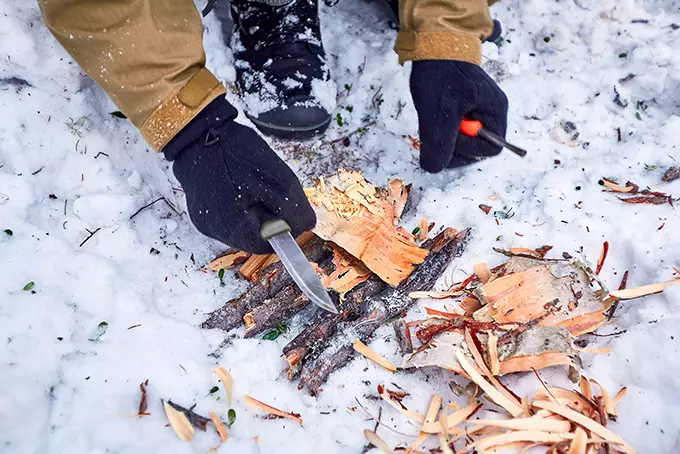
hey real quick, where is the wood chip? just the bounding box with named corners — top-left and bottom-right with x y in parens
top-left (487, 333), bottom-right (500, 376)
top-left (580, 376), bottom-right (593, 402)
top-left (364, 430), bottom-right (395, 454)
top-left (532, 401), bottom-right (637, 453)
top-left (417, 218), bottom-right (429, 241)
top-left (460, 431), bottom-right (573, 453)
top-left (213, 367), bottom-right (234, 406)
top-left (438, 410), bottom-right (454, 454)
top-left (208, 250), bottom-right (251, 272)
top-left (407, 394), bottom-right (442, 453)
top-left (613, 387), bottom-right (627, 407)
top-left (244, 396), bottom-right (303, 425)
top-left (479, 204), bottom-right (492, 215)
top-left (417, 403), bottom-right (482, 434)
top-left (602, 180), bottom-right (636, 193)
top-left (474, 262), bottom-right (492, 283)
top-left (456, 351), bottom-right (523, 417)
top-left (353, 338), bottom-right (397, 372)
top-left (464, 329), bottom-right (523, 414)
top-left (163, 400), bottom-right (195, 441)
top-left (595, 241), bottom-right (609, 275)
top-left (471, 418), bottom-right (571, 433)
top-left (568, 427), bottom-right (588, 454)
top-left (209, 412), bottom-right (229, 442)
top-left (589, 378), bottom-right (617, 418)
top-left (608, 278), bottom-right (680, 300)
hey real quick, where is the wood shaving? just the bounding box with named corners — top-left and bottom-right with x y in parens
top-left (474, 262), bottom-right (493, 283)
top-left (532, 401), bottom-right (636, 453)
top-left (353, 338), bottom-right (397, 372)
top-left (244, 396), bottom-right (303, 425)
top-left (608, 278), bottom-right (680, 300)
top-left (407, 394), bottom-right (441, 453)
top-left (209, 412), bottom-right (229, 442)
top-left (137, 379), bottom-right (150, 417)
top-left (213, 367), bottom-right (233, 406)
top-left (409, 290), bottom-right (465, 299)
top-left (595, 241), bottom-right (609, 275)
top-left (455, 351), bottom-right (523, 417)
top-left (163, 400), bottom-right (195, 441)
top-left (364, 429), bottom-right (395, 454)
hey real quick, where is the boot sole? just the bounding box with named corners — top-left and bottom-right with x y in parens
top-left (247, 114), bottom-right (332, 140)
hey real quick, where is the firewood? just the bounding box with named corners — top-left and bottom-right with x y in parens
top-left (297, 229), bottom-right (470, 394)
top-left (201, 236), bottom-right (330, 331)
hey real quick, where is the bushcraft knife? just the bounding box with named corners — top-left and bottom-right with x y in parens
top-left (260, 219), bottom-right (339, 314)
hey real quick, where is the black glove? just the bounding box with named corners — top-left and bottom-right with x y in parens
top-left (164, 97), bottom-right (316, 254)
top-left (410, 60), bottom-right (509, 172)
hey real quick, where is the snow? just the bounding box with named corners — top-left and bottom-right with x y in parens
top-left (1, 0), bottom-right (680, 453)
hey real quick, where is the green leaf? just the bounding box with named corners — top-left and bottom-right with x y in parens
top-left (4, 229), bottom-right (12, 236)
top-left (110, 111), bottom-right (127, 119)
top-left (619, 52), bottom-right (628, 58)
top-left (218, 268), bottom-right (225, 280)
top-left (228, 409), bottom-right (236, 427)
top-left (635, 112), bottom-right (642, 120)
top-left (496, 235), bottom-right (502, 241)
top-left (336, 113), bottom-right (344, 127)
top-left (411, 227), bottom-right (420, 235)
top-left (89, 321), bottom-right (109, 342)
top-left (276, 323), bottom-right (288, 334)
top-left (346, 105), bottom-right (353, 113)
top-left (23, 281), bottom-right (35, 291)
top-left (262, 329), bottom-right (281, 341)
top-left (344, 83), bottom-right (352, 93)
top-left (209, 386), bottom-right (219, 394)
top-left (645, 164), bottom-right (657, 171)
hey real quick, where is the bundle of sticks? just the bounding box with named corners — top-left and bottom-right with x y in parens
top-left (202, 170), bottom-right (469, 393)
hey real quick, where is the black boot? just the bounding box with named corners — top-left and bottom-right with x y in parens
top-left (230, 0), bottom-right (333, 139)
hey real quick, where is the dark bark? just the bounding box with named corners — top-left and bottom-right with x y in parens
top-left (243, 285), bottom-right (305, 337)
top-left (243, 254), bottom-right (338, 338)
top-left (392, 320), bottom-right (413, 355)
top-left (297, 228), bottom-right (470, 394)
top-left (201, 236), bottom-right (329, 331)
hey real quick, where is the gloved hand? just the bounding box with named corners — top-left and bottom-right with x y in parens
top-left (164, 97), bottom-right (316, 254)
top-left (410, 60), bottom-right (509, 172)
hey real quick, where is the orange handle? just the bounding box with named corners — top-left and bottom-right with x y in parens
top-left (459, 119), bottom-right (483, 137)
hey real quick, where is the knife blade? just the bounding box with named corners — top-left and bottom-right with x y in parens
top-left (260, 219), bottom-right (339, 314)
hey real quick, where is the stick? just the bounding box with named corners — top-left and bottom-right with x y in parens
top-left (202, 236), bottom-right (330, 331)
top-left (79, 227), bottom-right (101, 247)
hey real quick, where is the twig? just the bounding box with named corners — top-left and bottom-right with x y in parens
top-left (79, 227), bottom-right (101, 247)
top-left (606, 270), bottom-right (629, 321)
top-left (325, 121), bottom-right (376, 146)
top-left (63, 199), bottom-right (67, 215)
top-left (374, 406), bottom-right (382, 432)
top-left (31, 166), bottom-right (44, 175)
top-left (129, 196), bottom-right (180, 220)
top-left (130, 197), bottom-right (164, 219)
top-left (587, 330), bottom-right (627, 337)
top-left (353, 397), bottom-right (415, 437)
top-left (94, 152), bottom-right (109, 159)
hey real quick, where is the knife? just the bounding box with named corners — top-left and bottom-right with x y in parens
top-left (260, 219), bottom-right (339, 314)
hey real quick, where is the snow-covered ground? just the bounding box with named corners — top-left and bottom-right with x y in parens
top-left (2, 0), bottom-right (680, 452)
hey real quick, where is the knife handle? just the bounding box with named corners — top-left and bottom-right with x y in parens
top-left (260, 218), bottom-right (291, 240)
